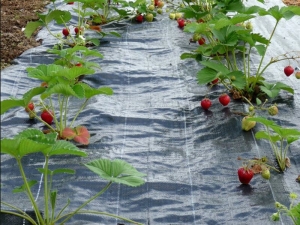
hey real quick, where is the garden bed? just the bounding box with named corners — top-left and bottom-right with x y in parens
top-left (1, 0), bottom-right (300, 224)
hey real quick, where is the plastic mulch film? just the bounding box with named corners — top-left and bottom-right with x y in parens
top-left (1, 0), bottom-right (300, 224)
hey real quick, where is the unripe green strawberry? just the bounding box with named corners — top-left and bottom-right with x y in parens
top-left (192, 33), bottom-right (200, 41)
top-left (295, 71), bottom-right (300, 79)
top-left (268, 105), bottom-right (278, 116)
top-left (242, 116), bottom-right (256, 131)
top-left (249, 106), bottom-right (254, 112)
top-left (261, 168), bottom-right (270, 180)
top-left (148, 4), bottom-right (155, 10)
top-left (157, 8), bottom-right (163, 14)
top-left (245, 21), bottom-right (253, 31)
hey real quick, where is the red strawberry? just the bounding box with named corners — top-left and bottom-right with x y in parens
top-left (177, 19), bottom-right (185, 28)
top-left (75, 63), bottom-right (82, 67)
top-left (25, 102), bottom-right (34, 113)
top-left (198, 37), bottom-right (205, 45)
top-left (284, 66), bottom-right (294, 76)
top-left (74, 27), bottom-right (80, 35)
top-left (136, 14), bottom-right (144, 23)
top-left (218, 93), bottom-right (230, 106)
top-left (197, 19), bottom-right (204, 23)
top-left (238, 167), bottom-right (254, 184)
top-left (62, 28), bottom-right (69, 37)
top-left (211, 78), bottom-right (219, 84)
top-left (41, 110), bottom-right (54, 124)
top-left (67, 1), bottom-right (74, 4)
top-left (201, 98), bottom-right (212, 110)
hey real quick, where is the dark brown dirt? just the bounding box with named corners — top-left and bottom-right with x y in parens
top-left (0, 0), bottom-right (50, 70)
top-left (0, 0), bottom-right (299, 70)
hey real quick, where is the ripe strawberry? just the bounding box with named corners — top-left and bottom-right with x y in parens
top-left (177, 19), bottom-right (185, 28)
top-left (198, 37), bottom-right (205, 45)
top-left (62, 28), bottom-right (69, 37)
top-left (295, 71), bottom-right (300, 79)
top-left (268, 105), bottom-right (278, 116)
top-left (25, 102), bottom-right (34, 113)
top-left (238, 167), bottom-right (254, 184)
top-left (41, 110), bottom-right (54, 124)
top-left (75, 63), bottom-right (82, 67)
top-left (136, 14), bottom-right (144, 23)
top-left (211, 78), bottom-right (219, 84)
top-left (67, 1), bottom-right (74, 4)
top-left (197, 19), bottom-right (204, 23)
top-left (218, 93), bottom-right (230, 106)
top-left (74, 27), bottom-right (81, 35)
top-left (284, 66), bottom-right (294, 76)
top-left (201, 98), bottom-right (212, 110)
top-left (154, 0), bottom-right (159, 6)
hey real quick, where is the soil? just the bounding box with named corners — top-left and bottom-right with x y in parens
top-left (0, 0), bottom-right (50, 70)
top-left (0, 0), bottom-right (299, 70)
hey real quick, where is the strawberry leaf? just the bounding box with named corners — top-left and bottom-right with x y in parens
top-left (13, 180), bottom-right (37, 193)
top-left (197, 67), bottom-right (218, 84)
top-left (230, 14), bottom-right (255, 25)
top-left (84, 159), bottom-right (146, 187)
top-left (1, 99), bottom-right (25, 114)
top-left (254, 44), bottom-right (267, 56)
top-left (255, 131), bottom-right (281, 143)
top-left (41, 84), bottom-right (82, 99)
top-left (24, 21), bottom-right (43, 38)
top-left (43, 140), bottom-right (87, 157)
top-left (200, 61), bottom-right (230, 74)
top-left (45, 10), bottom-right (72, 25)
top-left (22, 87), bottom-right (46, 105)
top-left (183, 22), bottom-right (207, 33)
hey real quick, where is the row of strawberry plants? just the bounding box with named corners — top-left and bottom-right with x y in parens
top-left (165, 0), bottom-right (300, 222)
top-left (0, 0), bottom-right (165, 224)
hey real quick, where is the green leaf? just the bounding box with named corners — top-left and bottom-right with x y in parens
top-left (241, 6), bottom-right (265, 14)
top-left (45, 10), bottom-right (72, 24)
top-left (13, 180), bottom-right (37, 193)
top-left (246, 117), bottom-right (278, 126)
top-left (230, 14), bottom-right (256, 25)
top-left (23, 87), bottom-right (46, 104)
top-left (43, 140), bottom-right (87, 157)
top-left (80, 83), bottom-right (113, 98)
top-left (1, 99), bottom-right (25, 115)
top-left (255, 131), bottom-right (281, 142)
top-left (24, 21), bottom-right (44, 38)
top-left (87, 38), bottom-right (100, 46)
top-left (180, 53), bottom-right (198, 60)
top-left (214, 18), bottom-right (232, 30)
top-left (251, 33), bottom-right (269, 45)
top-left (183, 22), bottom-right (208, 34)
top-left (50, 190), bottom-right (57, 212)
top-left (200, 61), bottom-right (230, 74)
top-left (270, 126), bottom-right (300, 139)
top-left (256, 98), bottom-right (262, 105)
top-left (52, 168), bottom-right (75, 175)
top-left (226, 71), bottom-right (246, 89)
top-left (84, 159), bottom-right (146, 187)
top-left (197, 67), bottom-right (219, 84)
top-left (41, 84), bottom-right (82, 99)
top-left (109, 31), bottom-right (121, 38)
top-left (254, 44), bottom-right (267, 56)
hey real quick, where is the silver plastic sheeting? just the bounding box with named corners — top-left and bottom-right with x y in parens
top-left (1, 0), bottom-right (300, 224)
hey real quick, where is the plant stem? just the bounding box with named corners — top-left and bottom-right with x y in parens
top-left (253, 20), bottom-right (279, 88)
top-left (43, 157), bottom-right (50, 223)
top-left (63, 210), bottom-right (143, 225)
top-left (0, 209), bottom-right (38, 225)
top-left (69, 98), bottom-right (89, 127)
top-left (56, 182), bottom-right (113, 225)
top-left (17, 158), bottom-right (45, 225)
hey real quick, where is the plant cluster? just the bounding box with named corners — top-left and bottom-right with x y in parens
top-left (164, 0), bottom-right (300, 175)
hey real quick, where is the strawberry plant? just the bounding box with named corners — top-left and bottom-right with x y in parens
top-left (246, 117), bottom-right (300, 171)
top-left (237, 156), bottom-right (280, 184)
top-left (1, 61), bottom-right (113, 145)
top-left (180, 2), bottom-right (300, 102)
top-left (0, 128), bottom-right (145, 225)
top-left (24, 0), bottom-right (123, 49)
top-left (271, 193), bottom-right (300, 225)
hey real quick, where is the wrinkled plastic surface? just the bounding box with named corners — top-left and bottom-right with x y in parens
top-left (1, 0), bottom-right (300, 224)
